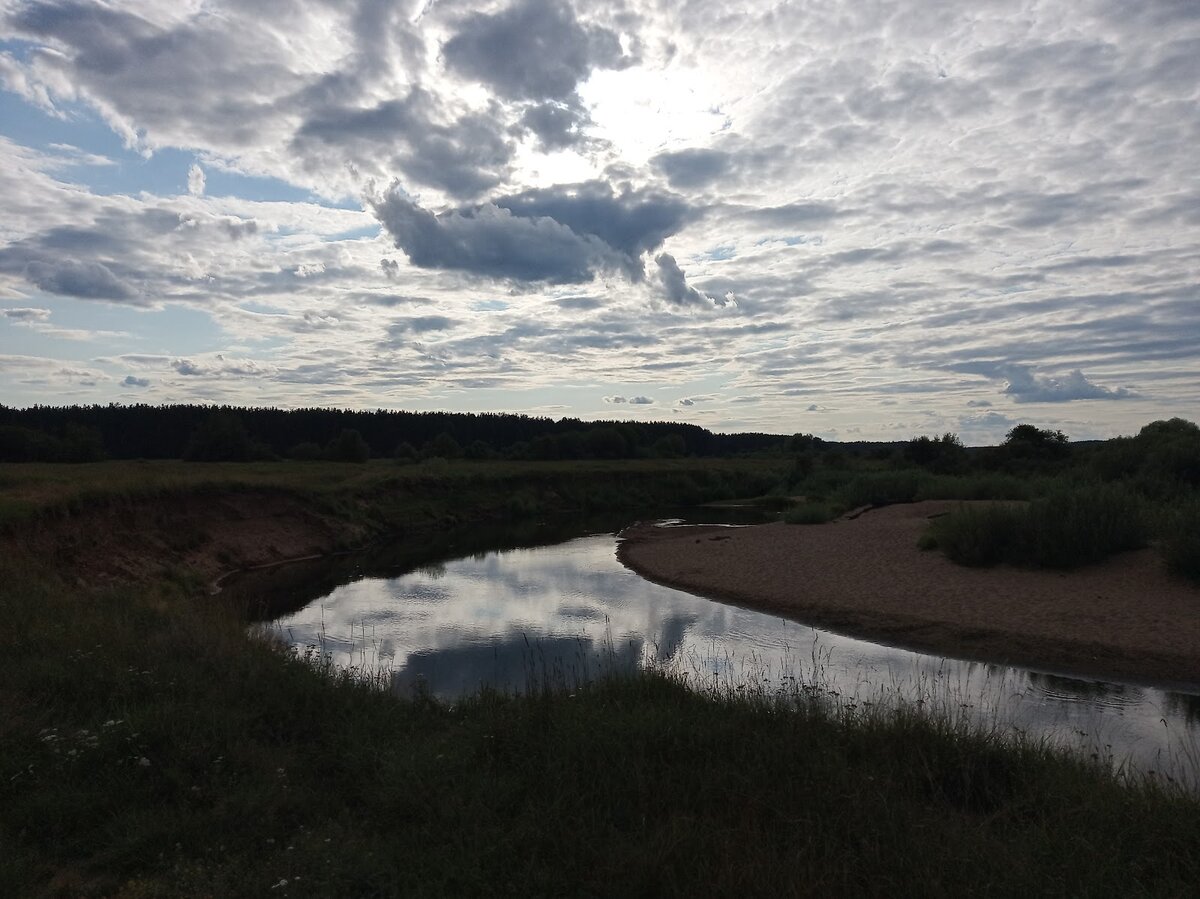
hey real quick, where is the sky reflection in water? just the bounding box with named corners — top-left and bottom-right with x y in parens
top-left (265, 527), bottom-right (1200, 789)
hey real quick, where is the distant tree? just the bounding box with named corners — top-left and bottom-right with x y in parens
top-left (185, 412), bottom-right (251, 462)
top-left (327, 428), bottom-right (370, 463)
top-left (789, 433), bottom-right (824, 453)
top-left (905, 432), bottom-right (966, 474)
top-left (422, 432), bottom-right (462, 460)
top-left (61, 424), bottom-right (106, 462)
top-left (1003, 424), bottom-right (1069, 461)
top-left (529, 434), bottom-right (560, 460)
top-left (650, 433), bottom-right (687, 458)
top-left (393, 441), bottom-right (419, 461)
top-left (288, 441), bottom-right (323, 461)
top-left (585, 427), bottom-right (628, 459)
top-left (464, 439), bottom-right (493, 460)
top-left (1138, 418), bottom-right (1199, 440)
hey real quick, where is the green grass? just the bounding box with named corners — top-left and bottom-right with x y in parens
top-left (2, 462), bottom-right (1199, 895)
top-left (922, 486), bottom-right (1148, 569)
top-left (0, 457), bottom-right (787, 535)
top-left (2, 554), bottom-right (1198, 897)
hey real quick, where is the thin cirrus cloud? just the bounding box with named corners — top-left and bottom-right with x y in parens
top-left (0, 0), bottom-right (1195, 442)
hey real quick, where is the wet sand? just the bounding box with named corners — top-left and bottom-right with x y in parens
top-left (617, 501), bottom-right (1200, 689)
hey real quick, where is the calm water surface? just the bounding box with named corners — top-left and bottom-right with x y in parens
top-left (236, 514), bottom-right (1200, 789)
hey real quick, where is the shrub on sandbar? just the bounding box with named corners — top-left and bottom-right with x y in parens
top-left (924, 485), bottom-right (1146, 570)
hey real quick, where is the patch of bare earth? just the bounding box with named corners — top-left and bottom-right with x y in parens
top-left (16, 492), bottom-right (358, 587)
top-left (618, 501), bottom-right (1200, 688)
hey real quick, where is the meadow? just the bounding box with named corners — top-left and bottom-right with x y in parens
top-left (2, 432), bottom-right (1199, 895)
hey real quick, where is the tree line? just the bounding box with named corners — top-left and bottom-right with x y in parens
top-left (0, 404), bottom-right (789, 463)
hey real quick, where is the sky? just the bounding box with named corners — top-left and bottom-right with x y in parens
top-left (0, 0), bottom-right (1196, 443)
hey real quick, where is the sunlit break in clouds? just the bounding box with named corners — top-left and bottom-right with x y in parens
top-left (0, 0), bottom-right (1196, 442)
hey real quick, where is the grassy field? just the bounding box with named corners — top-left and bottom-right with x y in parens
top-left (2, 459), bottom-right (1199, 896)
top-left (0, 456), bottom-right (785, 530)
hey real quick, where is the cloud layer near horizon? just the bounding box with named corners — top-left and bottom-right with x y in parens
top-left (0, 0), bottom-right (1197, 442)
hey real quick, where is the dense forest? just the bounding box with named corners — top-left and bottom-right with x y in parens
top-left (0, 404), bottom-right (793, 462)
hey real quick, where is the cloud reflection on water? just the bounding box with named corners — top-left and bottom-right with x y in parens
top-left (268, 531), bottom-right (1200, 789)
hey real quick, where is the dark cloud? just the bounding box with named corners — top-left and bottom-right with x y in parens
top-left (380, 258), bottom-right (400, 281)
top-left (23, 259), bottom-right (137, 301)
top-left (292, 90), bottom-right (512, 198)
top-left (442, 0), bottom-right (630, 102)
top-left (742, 201), bottom-right (846, 228)
top-left (2, 307), bottom-right (51, 322)
top-left (519, 101), bottom-right (589, 149)
top-left (496, 181), bottom-right (692, 279)
top-left (371, 188), bottom-right (616, 284)
top-left (122, 374), bottom-right (150, 388)
top-left (386, 316), bottom-right (458, 335)
top-left (655, 253), bottom-right (719, 307)
top-left (218, 218), bottom-right (258, 240)
top-left (652, 148), bottom-right (731, 189)
top-left (372, 181), bottom-right (691, 284)
top-left (553, 295), bottom-right (603, 311)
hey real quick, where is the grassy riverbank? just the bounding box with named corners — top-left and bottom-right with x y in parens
top-left (2, 460), bottom-right (1199, 896)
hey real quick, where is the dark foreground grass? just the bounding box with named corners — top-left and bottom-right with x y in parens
top-left (3, 555), bottom-right (1199, 897)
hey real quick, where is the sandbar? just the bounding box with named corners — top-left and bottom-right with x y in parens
top-left (617, 501), bottom-right (1200, 689)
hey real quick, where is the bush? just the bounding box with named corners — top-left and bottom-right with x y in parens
top-left (784, 503), bottom-right (837, 525)
top-left (327, 428), bottom-right (370, 463)
top-left (288, 441), bottom-right (323, 461)
top-left (1160, 500), bottom-right (1200, 584)
top-left (838, 471), bottom-right (926, 508)
top-left (925, 486), bottom-right (1147, 570)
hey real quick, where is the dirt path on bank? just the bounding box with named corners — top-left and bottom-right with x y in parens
top-left (618, 501), bottom-right (1200, 688)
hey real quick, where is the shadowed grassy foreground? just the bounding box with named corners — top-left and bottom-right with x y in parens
top-left (3, 559), bottom-right (1199, 896)
top-left (2, 462), bottom-right (1199, 896)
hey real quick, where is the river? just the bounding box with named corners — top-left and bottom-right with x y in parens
top-left (227, 511), bottom-right (1200, 790)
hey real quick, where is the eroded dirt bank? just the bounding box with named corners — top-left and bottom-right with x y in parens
top-left (618, 501), bottom-right (1200, 688)
top-left (14, 491), bottom-right (359, 587)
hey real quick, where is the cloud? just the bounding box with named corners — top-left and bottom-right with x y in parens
top-left (23, 259), bottom-right (138, 301)
top-left (372, 189), bottom-right (617, 284)
top-left (676, 397), bottom-right (695, 406)
top-left (218, 218), bottom-right (257, 240)
top-left (122, 375), bottom-right (150, 388)
top-left (604, 394), bottom-right (654, 405)
top-left (495, 181), bottom-right (692, 279)
top-left (2, 307), bottom-right (51, 322)
top-left (386, 316), bottom-right (458, 335)
top-left (966, 399), bottom-right (993, 408)
top-left (292, 89), bottom-right (514, 199)
top-left (1003, 367), bottom-right (1137, 403)
top-left (442, 0), bottom-right (630, 102)
top-left (655, 253), bottom-right (724, 307)
top-left (520, 101), bottom-right (590, 149)
top-left (372, 181), bottom-right (690, 284)
top-left (652, 148), bottom-right (732, 189)
top-left (187, 163), bottom-right (205, 197)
